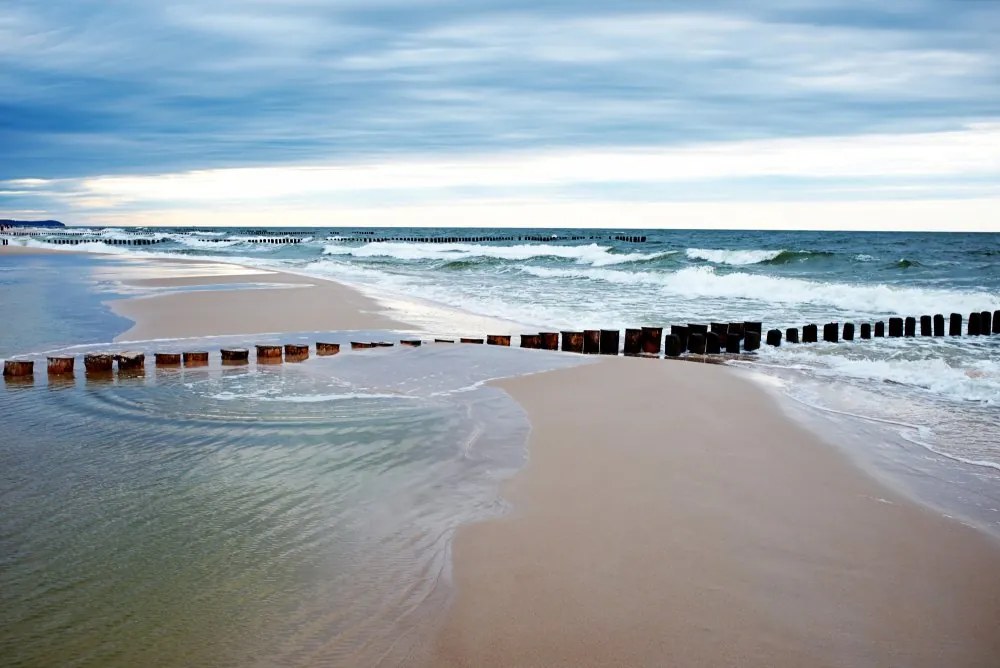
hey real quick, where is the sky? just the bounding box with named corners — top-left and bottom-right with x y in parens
top-left (1, 0), bottom-right (998, 229)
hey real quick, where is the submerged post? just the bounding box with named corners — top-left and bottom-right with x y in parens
top-left (154, 352), bottom-right (182, 366)
top-left (981, 311), bottom-right (992, 335)
top-left (599, 329), bottom-right (620, 355)
top-left (583, 330), bottom-right (601, 354)
top-left (316, 342), bottom-right (341, 355)
top-left (256, 344), bottom-right (283, 361)
top-left (183, 351), bottom-right (209, 366)
top-left (285, 344), bottom-right (309, 360)
top-left (47, 356), bottom-right (75, 374)
top-left (460, 337), bottom-right (484, 344)
top-left (115, 352), bottom-right (145, 372)
top-left (744, 330), bottom-right (761, 351)
top-left (994, 310), bottom-right (1000, 334)
top-left (220, 348), bottom-right (249, 363)
top-left (401, 339), bottom-right (422, 347)
top-left (874, 321), bottom-right (885, 338)
top-left (351, 341), bottom-right (374, 349)
top-left (3, 360), bottom-right (34, 377)
top-left (766, 329), bottom-right (782, 347)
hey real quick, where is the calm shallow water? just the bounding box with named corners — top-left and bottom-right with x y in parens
top-left (1, 342), bottom-right (587, 667)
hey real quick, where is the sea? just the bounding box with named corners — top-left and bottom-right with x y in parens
top-left (2, 227), bottom-right (999, 665)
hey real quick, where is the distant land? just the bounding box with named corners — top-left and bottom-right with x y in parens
top-left (0, 219), bottom-right (66, 228)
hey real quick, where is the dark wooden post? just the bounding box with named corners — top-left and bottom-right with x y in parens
top-left (981, 311), bottom-right (992, 335)
top-left (85, 353), bottom-right (116, 372)
top-left (919, 315), bottom-right (931, 336)
top-left (351, 341), bottom-right (374, 349)
top-left (786, 327), bottom-right (799, 343)
top-left (994, 310), bottom-right (1000, 334)
top-left (688, 332), bottom-right (707, 354)
top-left (842, 323), bottom-right (855, 341)
top-left (860, 323), bottom-right (871, 339)
top-left (182, 351), bottom-right (209, 366)
top-left (744, 331), bottom-right (761, 351)
top-left (888, 318), bottom-right (903, 337)
top-left (904, 317), bottom-right (916, 337)
top-left (285, 344), bottom-right (309, 360)
top-left (256, 344), bottom-right (283, 360)
top-left (766, 329), bottom-right (782, 346)
top-left (221, 348), bottom-right (249, 362)
top-left (3, 360), bottom-right (34, 377)
top-left (687, 324), bottom-right (708, 336)
top-left (599, 329), bottom-right (619, 355)
top-left (400, 339), bottom-right (421, 347)
top-left (664, 334), bottom-right (682, 357)
top-left (743, 322), bottom-right (762, 335)
top-left (538, 332), bottom-right (558, 350)
top-left (623, 328), bottom-right (641, 356)
top-left (316, 342), bottom-right (341, 355)
top-left (968, 312), bottom-right (981, 336)
top-left (583, 330), bottom-right (601, 354)
top-left (487, 335), bottom-right (512, 346)
top-left (520, 334), bottom-right (539, 349)
top-left (560, 332), bottom-right (584, 353)
top-left (47, 356), bottom-right (75, 374)
top-left (640, 327), bottom-right (662, 355)
top-left (671, 325), bottom-right (689, 352)
top-left (115, 352), bottom-right (145, 371)
top-left (706, 331), bottom-right (721, 354)
top-left (711, 323), bottom-right (729, 348)
top-left (154, 353), bottom-right (182, 366)
top-left (932, 315), bottom-right (944, 337)
top-left (802, 324), bottom-right (818, 343)
top-left (949, 313), bottom-right (962, 336)
top-left (823, 323), bottom-right (838, 343)
top-left (460, 337), bottom-right (484, 344)
top-left (725, 331), bottom-right (741, 353)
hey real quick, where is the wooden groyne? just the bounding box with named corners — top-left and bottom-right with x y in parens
top-left (326, 234), bottom-right (648, 244)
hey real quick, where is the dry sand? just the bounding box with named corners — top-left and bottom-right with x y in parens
top-left (431, 357), bottom-right (1000, 667)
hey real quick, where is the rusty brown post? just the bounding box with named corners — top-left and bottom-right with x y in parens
top-left (83, 353), bottom-right (114, 372)
top-left (583, 330), bottom-right (601, 354)
top-left (639, 327), bottom-right (662, 355)
top-left (487, 335), bottom-right (511, 346)
top-left (434, 338), bottom-right (454, 343)
top-left (154, 353), bottom-right (182, 366)
top-left (623, 328), bottom-right (641, 355)
top-left (284, 344), bottom-right (309, 360)
top-left (350, 341), bottom-right (373, 349)
top-left (220, 348), bottom-right (249, 363)
top-left (183, 351), bottom-right (209, 366)
top-left (459, 337), bottom-right (483, 344)
top-left (375, 342), bottom-right (394, 347)
top-left (316, 342), bottom-right (341, 355)
top-left (47, 356), bottom-right (75, 374)
top-left (256, 344), bottom-right (283, 361)
top-left (560, 331), bottom-right (584, 353)
top-left (539, 332), bottom-right (559, 350)
top-left (3, 360), bottom-right (34, 377)
top-left (115, 352), bottom-right (145, 371)
top-left (520, 334), bottom-right (540, 348)
top-left (599, 329), bottom-right (619, 355)
top-left (401, 339), bottom-right (422, 347)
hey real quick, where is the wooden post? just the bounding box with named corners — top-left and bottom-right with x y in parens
top-left (316, 342), bottom-right (341, 355)
top-left (744, 330), bottom-right (761, 351)
top-left (583, 330), bottom-right (601, 354)
top-left (968, 312), bottom-right (981, 336)
top-left (487, 335), bottom-right (511, 346)
top-left (47, 356), bottom-right (75, 374)
top-left (981, 311), bottom-right (992, 335)
top-left (842, 323), bottom-right (855, 341)
top-left (874, 321), bottom-right (885, 337)
top-left (182, 351), bottom-right (208, 366)
top-left (154, 353), bottom-right (182, 366)
top-left (823, 323), bottom-right (838, 343)
top-left (949, 313), bottom-right (962, 336)
top-left (520, 334), bottom-right (540, 349)
top-left (802, 324), bottom-right (818, 343)
top-left (116, 352), bottom-right (145, 371)
top-left (539, 332), bottom-right (559, 350)
top-left (765, 329), bottom-right (781, 347)
top-left (671, 325), bottom-right (689, 352)
top-left (623, 328), bottom-right (641, 355)
top-left (220, 348), bottom-right (249, 362)
top-left (711, 323), bottom-right (729, 348)
top-left (639, 327), bottom-right (662, 355)
top-left (933, 315), bottom-right (945, 337)
top-left (664, 334), bottom-right (682, 357)
top-left (860, 323), bottom-right (871, 339)
top-left (434, 338), bottom-right (454, 343)
top-left (786, 327), bottom-right (799, 343)
top-left (687, 324), bottom-right (709, 336)
top-left (705, 331), bottom-right (721, 354)
top-left (560, 331), bottom-right (584, 353)
top-left (599, 329), bottom-right (619, 355)
top-left (460, 337), bottom-right (484, 344)
top-left (743, 322), bottom-right (762, 336)
top-left (904, 317), bottom-right (916, 337)
top-left (888, 318), bottom-right (903, 337)
top-left (919, 315), bottom-right (931, 336)
top-left (725, 332), bottom-right (741, 353)
top-left (3, 360), bottom-right (33, 377)
top-left (401, 339), bottom-right (422, 347)
top-left (285, 344), bottom-right (309, 360)
top-left (688, 332), bottom-right (707, 354)
top-left (256, 344), bottom-right (283, 360)
top-left (994, 310), bottom-right (1000, 334)
top-left (351, 341), bottom-right (373, 349)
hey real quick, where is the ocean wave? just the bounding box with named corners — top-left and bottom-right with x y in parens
top-left (893, 258), bottom-right (922, 269)
top-left (686, 248), bottom-right (834, 266)
top-left (322, 242), bottom-right (674, 267)
top-left (519, 265), bottom-right (1000, 315)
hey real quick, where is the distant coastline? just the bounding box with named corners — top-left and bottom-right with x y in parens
top-left (0, 219), bottom-right (65, 229)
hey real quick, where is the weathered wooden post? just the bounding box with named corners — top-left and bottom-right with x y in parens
top-left (705, 331), bottom-right (721, 354)
top-left (583, 330), bottom-right (601, 354)
top-left (3, 360), bottom-right (33, 377)
top-left (599, 329), bottom-right (619, 355)
top-left (539, 332), bottom-right (559, 350)
top-left (487, 335), bottom-right (511, 346)
top-left (842, 323), bottom-right (855, 341)
top-left (904, 317), bottom-right (916, 337)
top-left (933, 314), bottom-right (945, 337)
top-left (949, 313), bottom-right (962, 336)
top-left (994, 310), bottom-right (1000, 334)
top-left (823, 323), bottom-right (839, 343)
top-left (623, 328), bottom-right (641, 356)
top-left (743, 322), bottom-right (762, 338)
top-left (183, 351), bottom-right (209, 366)
top-left (460, 337), bottom-right (484, 344)
top-left (728, 322), bottom-right (745, 339)
top-left (766, 329), bottom-right (782, 347)
top-left (786, 327), bottom-right (799, 343)
top-left (687, 324), bottom-right (709, 336)
top-left (560, 331), bottom-right (584, 353)
top-left (154, 353), bottom-right (182, 366)
top-left (744, 330), bottom-right (761, 351)
top-left (116, 352), bottom-right (145, 372)
top-left (888, 318), bottom-right (903, 337)
top-left (285, 344), bottom-right (309, 360)
top-left (434, 338), bottom-right (454, 343)
top-left (725, 332), bottom-right (741, 353)
top-left (350, 341), bottom-right (371, 350)
top-left (47, 356), bottom-right (75, 374)
top-left (874, 321), bottom-right (885, 337)
top-left (640, 327), bottom-right (662, 355)
top-left (256, 344), bottom-right (283, 361)
top-left (688, 332), bottom-right (707, 354)
top-left (968, 312), bottom-right (981, 336)
top-left (919, 315), bottom-right (931, 336)
top-left (802, 324), bottom-right (818, 343)
top-left (220, 348), bottom-right (249, 363)
top-left (981, 311), bottom-right (992, 335)
top-left (520, 334), bottom-right (540, 349)
top-left (860, 323), bottom-right (871, 339)
top-left (664, 334), bottom-right (682, 357)
top-left (711, 323), bottom-right (729, 348)
top-left (316, 342), bottom-right (341, 355)
top-left (671, 325), bottom-right (689, 352)
top-left (401, 339), bottom-right (422, 347)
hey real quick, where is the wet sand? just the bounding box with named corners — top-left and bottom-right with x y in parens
top-left (431, 357), bottom-right (1000, 667)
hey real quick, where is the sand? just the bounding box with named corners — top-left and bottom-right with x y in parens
top-left (430, 357), bottom-right (1000, 667)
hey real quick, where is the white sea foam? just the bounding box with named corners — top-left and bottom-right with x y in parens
top-left (322, 242), bottom-right (673, 266)
top-left (685, 248), bottom-right (783, 265)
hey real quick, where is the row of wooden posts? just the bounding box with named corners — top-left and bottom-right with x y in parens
top-left (4, 310), bottom-right (998, 378)
top-left (46, 238), bottom-right (166, 246)
top-left (326, 235), bottom-right (648, 244)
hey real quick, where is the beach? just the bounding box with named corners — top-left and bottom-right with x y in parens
top-left (2, 245), bottom-right (1000, 666)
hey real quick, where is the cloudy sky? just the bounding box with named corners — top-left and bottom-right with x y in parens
top-left (1, 0), bottom-right (998, 229)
